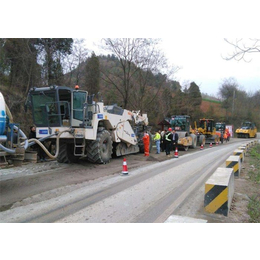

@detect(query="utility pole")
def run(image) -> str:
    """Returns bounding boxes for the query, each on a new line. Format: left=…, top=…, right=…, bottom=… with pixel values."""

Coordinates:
left=232, top=89, right=235, bottom=116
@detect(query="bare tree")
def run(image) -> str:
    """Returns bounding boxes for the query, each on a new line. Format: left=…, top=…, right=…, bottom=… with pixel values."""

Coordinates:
left=63, top=38, right=88, bottom=86
left=224, top=38, right=260, bottom=61
left=100, top=38, right=178, bottom=110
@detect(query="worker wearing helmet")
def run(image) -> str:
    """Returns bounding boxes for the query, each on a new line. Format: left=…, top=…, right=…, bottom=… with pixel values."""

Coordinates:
left=164, top=127, right=173, bottom=157
left=142, top=131, right=150, bottom=157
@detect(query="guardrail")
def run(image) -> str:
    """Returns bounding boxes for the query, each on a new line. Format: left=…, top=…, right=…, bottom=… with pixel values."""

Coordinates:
left=204, top=139, right=258, bottom=217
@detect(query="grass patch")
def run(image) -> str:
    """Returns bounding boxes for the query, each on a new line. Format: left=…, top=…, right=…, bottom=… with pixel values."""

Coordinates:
left=247, top=144, right=260, bottom=222
left=248, top=195, right=260, bottom=223
left=249, top=145, right=260, bottom=184
left=202, top=98, right=221, bottom=104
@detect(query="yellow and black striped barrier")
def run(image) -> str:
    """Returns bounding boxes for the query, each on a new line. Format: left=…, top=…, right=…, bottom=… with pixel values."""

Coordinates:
left=226, top=155, right=241, bottom=178
left=233, top=149, right=244, bottom=162
left=241, top=143, right=249, bottom=151
left=238, top=145, right=247, bottom=156
left=204, top=168, right=234, bottom=216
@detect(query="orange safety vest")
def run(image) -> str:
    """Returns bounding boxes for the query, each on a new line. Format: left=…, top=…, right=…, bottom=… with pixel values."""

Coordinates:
left=143, top=134, right=150, bottom=156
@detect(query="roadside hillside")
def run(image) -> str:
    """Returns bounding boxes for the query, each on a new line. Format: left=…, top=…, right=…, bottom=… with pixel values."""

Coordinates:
left=200, top=99, right=226, bottom=117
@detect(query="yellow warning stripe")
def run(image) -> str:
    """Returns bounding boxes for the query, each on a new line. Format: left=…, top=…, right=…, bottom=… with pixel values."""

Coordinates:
left=234, top=152, right=242, bottom=160
left=205, top=187, right=228, bottom=213
left=205, top=184, right=214, bottom=194
left=226, top=161, right=238, bottom=174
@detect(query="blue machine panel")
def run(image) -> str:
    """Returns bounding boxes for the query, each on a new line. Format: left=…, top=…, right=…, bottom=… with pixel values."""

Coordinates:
left=39, top=129, right=48, bottom=135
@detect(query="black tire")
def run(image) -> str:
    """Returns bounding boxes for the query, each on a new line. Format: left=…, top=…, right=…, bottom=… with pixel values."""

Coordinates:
left=190, top=134, right=197, bottom=148
left=199, top=135, right=206, bottom=145
left=57, top=142, right=79, bottom=163
left=213, top=135, right=219, bottom=144
left=183, top=146, right=189, bottom=151
left=87, top=130, right=112, bottom=164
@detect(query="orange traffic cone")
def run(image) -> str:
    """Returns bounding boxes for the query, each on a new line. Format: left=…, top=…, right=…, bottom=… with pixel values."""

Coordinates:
left=174, top=147, right=179, bottom=158
left=209, top=143, right=212, bottom=148
left=122, top=158, right=128, bottom=175
left=200, top=144, right=204, bottom=150
left=216, top=141, right=219, bottom=146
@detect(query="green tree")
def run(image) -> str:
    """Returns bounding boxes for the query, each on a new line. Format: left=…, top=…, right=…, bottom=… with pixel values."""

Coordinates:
left=172, top=89, right=187, bottom=115
left=0, top=39, right=10, bottom=85
left=171, top=80, right=182, bottom=92
left=188, top=82, right=202, bottom=106
left=3, top=38, right=40, bottom=92
left=85, top=52, right=100, bottom=96
left=218, top=78, right=238, bottom=120
left=36, top=38, right=73, bottom=85
left=188, top=82, right=202, bottom=120
left=217, top=77, right=260, bottom=129
left=160, top=87, right=174, bottom=117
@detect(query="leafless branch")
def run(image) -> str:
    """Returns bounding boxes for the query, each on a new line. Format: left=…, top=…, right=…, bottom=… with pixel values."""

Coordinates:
left=223, top=38, right=260, bottom=62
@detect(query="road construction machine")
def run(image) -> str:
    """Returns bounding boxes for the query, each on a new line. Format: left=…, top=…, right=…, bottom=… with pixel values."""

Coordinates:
left=168, top=115, right=203, bottom=151
left=195, top=118, right=220, bottom=144
left=235, top=121, right=257, bottom=138
left=25, top=85, right=151, bottom=164
left=215, top=122, right=226, bottom=143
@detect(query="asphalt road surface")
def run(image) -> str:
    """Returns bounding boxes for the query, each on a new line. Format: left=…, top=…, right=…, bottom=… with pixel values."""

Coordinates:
left=0, top=138, right=255, bottom=223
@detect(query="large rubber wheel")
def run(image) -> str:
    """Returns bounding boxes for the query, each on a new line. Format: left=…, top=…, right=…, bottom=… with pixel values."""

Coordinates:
left=213, top=135, right=220, bottom=143
left=183, top=146, right=189, bottom=151
left=87, top=130, right=112, bottom=164
left=57, top=142, right=79, bottom=163
left=199, top=135, right=206, bottom=145
left=190, top=134, right=197, bottom=148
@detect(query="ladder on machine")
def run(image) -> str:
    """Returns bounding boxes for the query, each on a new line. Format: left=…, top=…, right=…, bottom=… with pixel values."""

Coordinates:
left=74, top=134, right=85, bottom=157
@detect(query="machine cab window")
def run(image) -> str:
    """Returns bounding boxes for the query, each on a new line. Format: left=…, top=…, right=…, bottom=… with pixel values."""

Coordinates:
left=72, top=91, right=87, bottom=122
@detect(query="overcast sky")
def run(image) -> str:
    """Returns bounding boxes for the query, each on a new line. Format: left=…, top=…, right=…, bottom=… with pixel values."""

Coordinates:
left=81, top=0, right=259, bottom=98
left=3, top=1, right=259, bottom=97
left=160, top=38, right=260, bottom=96
left=85, top=38, right=260, bottom=97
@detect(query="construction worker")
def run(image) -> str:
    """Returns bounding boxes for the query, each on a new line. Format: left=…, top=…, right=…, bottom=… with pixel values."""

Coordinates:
left=223, top=131, right=228, bottom=142
left=142, top=132, right=150, bottom=157
left=154, top=130, right=161, bottom=154
left=164, top=128, right=173, bottom=157
left=225, top=128, right=230, bottom=141
left=160, top=129, right=165, bottom=152
left=172, top=129, right=179, bottom=150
